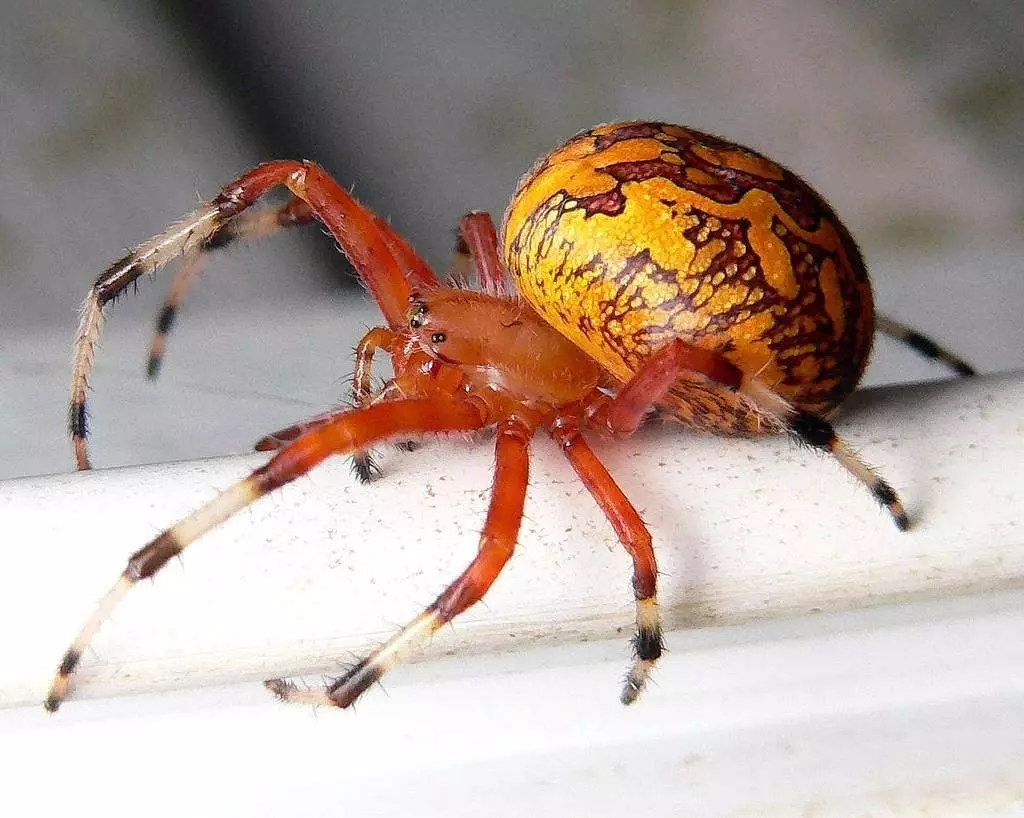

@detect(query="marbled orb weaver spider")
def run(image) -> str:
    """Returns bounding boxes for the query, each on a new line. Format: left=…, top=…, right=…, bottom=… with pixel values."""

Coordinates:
left=47, top=121, right=975, bottom=713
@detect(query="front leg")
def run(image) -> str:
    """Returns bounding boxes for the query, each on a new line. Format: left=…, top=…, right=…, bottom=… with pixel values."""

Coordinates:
left=145, top=196, right=316, bottom=379
left=266, top=416, right=532, bottom=708
left=45, top=396, right=487, bottom=712
left=69, top=160, right=440, bottom=469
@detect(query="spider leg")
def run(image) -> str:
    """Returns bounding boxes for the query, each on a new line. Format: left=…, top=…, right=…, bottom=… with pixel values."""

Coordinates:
left=787, top=410, right=908, bottom=529
left=146, top=197, right=316, bottom=379
left=368, top=212, right=437, bottom=294
left=452, top=212, right=506, bottom=296
left=145, top=248, right=203, bottom=379
left=265, top=417, right=531, bottom=709
left=287, top=163, right=441, bottom=321
left=589, top=338, right=745, bottom=437
left=253, top=406, right=355, bottom=452
left=145, top=199, right=434, bottom=389
left=590, top=338, right=908, bottom=529
left=69, top=160, right=440, bottom=469
left=350, top=327, right=399, bottom=482
left=875, top=313, right=976, bottom=377
left=447, top=223, right=473, bottom=285
left=253, top=329, right=408, bottom=483
left=45, top=396, right=487, bottom=712
left=253, top=382, right=410, bottom=454
left=549, top=417, right=662, bottom=705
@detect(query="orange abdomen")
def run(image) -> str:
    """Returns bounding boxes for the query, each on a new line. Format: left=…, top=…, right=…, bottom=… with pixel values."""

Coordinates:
left=502, top=122, right=874, bottom=427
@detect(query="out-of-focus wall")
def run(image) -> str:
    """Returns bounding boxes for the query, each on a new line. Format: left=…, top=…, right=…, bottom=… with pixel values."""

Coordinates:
left=1, top=0, right=1021, bottom=477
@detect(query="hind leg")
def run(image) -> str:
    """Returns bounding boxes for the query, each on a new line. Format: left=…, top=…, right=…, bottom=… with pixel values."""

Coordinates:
left=549, top=415, right=662, bottom=704
left=876, top=313, right=976, bottom=377
left=590, top=337, right=909, bottom=529
left=145, top=197, right=316, bottom=379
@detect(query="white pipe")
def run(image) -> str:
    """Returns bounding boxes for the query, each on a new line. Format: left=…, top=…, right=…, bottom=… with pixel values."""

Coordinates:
left=1, top=371, right=1021, bottom=709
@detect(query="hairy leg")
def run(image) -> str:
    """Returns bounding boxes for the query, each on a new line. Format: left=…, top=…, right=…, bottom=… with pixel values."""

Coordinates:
left=45, top=396, right=487, bottom=711
left=876, top=313, right=976, bottom=377
left=549, top=416, right=662, bottom=704
left=145, top=248, right=203, bottom=379
left=69, top=160, right=439, bottom=469
left=787, top=410, right=908, bottom=529
left=266, top=417, right=531, bottom=708
left=590, top=338, right=908, bottom=529
left=453, top=211, right=506, bottom=296
left=146, top=197, right=316, bottom=379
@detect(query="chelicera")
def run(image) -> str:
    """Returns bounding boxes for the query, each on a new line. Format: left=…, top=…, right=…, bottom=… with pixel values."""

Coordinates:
left=47, top=121, right=975, bottom=712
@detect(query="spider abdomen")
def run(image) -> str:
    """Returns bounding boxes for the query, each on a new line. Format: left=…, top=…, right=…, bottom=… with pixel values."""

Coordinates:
left=502, top=121, right=874, bottom=429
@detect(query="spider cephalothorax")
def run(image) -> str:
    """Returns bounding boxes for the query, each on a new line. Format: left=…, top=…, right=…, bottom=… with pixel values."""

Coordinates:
left=47, top=123, right=974, bottom=713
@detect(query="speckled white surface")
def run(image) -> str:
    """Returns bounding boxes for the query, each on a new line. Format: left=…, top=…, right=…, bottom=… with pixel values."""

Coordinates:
left=2, top=594, right=1024, bottom=816
left=2, top=367, right=1024, bottom=814
left=3, top=371, right=1022, bottom=708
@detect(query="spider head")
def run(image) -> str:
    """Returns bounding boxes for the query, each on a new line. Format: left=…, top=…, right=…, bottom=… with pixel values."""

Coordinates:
left=407, top=291, right=487, bottom=367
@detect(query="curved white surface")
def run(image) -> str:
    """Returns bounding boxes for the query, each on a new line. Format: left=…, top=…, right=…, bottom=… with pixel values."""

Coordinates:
left=0, top=373, right=1022, bottom=816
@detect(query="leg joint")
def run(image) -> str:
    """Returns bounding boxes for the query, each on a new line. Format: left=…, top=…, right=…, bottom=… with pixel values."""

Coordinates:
left=125, top=532, right=182, bottom=582
left=789, top=410, right=835, bottom=449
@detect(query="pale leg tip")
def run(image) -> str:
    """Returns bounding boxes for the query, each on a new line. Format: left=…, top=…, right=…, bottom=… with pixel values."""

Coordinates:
left=265, top=678, right=338, bottom=708
left=619, top=659, right=656, bottom=705
left=619, top=685, right=641, bottom=706
left=44, top=674, right=71, bottom=713
left=264, top=678, right=293, bottom=701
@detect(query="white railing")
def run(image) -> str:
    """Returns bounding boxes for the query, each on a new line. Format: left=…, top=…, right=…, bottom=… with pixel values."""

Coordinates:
left=1, top=371, right=1022, bottom=815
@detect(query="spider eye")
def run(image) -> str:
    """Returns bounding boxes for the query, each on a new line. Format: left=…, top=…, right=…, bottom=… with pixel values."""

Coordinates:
left=408, top=301, right=428, bottom=329
left=430, top=332, right=447, bottom=344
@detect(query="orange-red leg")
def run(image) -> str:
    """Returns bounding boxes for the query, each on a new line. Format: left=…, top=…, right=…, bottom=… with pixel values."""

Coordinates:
left=550, top=417, right=662, bottom=704
left=370, top=213, right=438, bottom=296
left=146, top=197, right=316, bottom=379
left=69, top=159, right=439, bottom=469
left=455, top=212, right=506, bottom=296
left=589, top=338, right=743, bottom=437
left=286, top=163, right=440, bottom=325
left=253, top=406, right=355, bottom=453
left=45, top=396, right=487, bottom=712
left=590, top=338, right=908, bottom=528
left=348, top=327, right=401, bottom=481
left=266, top=417, right=532, bottom=709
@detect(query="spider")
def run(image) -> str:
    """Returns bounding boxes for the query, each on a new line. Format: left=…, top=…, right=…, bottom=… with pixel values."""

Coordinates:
left=46, top=121, right=975, bottom=712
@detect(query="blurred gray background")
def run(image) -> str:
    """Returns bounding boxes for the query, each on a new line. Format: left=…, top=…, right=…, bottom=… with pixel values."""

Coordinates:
left=1, top=0, right=1022, bottom=479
